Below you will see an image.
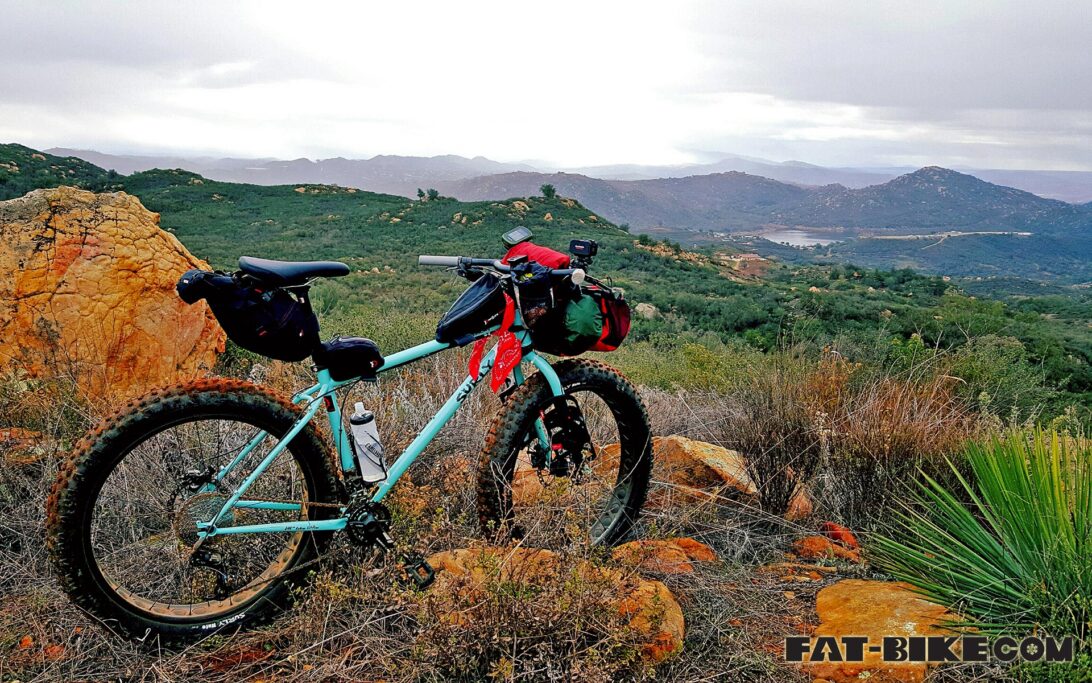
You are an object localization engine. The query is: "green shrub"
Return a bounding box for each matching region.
[872,430,1091,646]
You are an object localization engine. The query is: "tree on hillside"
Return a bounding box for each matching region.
[427,188,440,201]
[417,188,425,200]
[540,183,556,199]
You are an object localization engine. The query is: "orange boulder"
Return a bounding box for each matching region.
[820,521,860,550]
[0,187,224,402]
[804,580,960,682]
[652,436,814,520]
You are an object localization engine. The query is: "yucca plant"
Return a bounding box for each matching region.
[872,430,1091,641]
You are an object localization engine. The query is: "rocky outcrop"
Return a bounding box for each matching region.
[0,187,224,401]
[804,580,960,682]
[426,546,685,664]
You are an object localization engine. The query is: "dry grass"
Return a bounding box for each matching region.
[0,351,1003,681]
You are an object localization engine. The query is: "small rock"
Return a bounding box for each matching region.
[0,427,46,466]
[634,302,659,319]
[612,538,717,574]
[792,536,861,564]
[820,522,860,550]
[653,436,813,519]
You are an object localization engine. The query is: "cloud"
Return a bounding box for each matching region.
[0,0,1088,170]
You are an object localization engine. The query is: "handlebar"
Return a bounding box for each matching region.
[417,255,461,267]
[419,254,587,285]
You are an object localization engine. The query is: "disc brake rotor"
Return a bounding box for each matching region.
[174,492,229,547]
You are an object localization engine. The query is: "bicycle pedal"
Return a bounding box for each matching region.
[398,552,435,590]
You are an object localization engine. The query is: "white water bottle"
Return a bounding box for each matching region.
[349,402,386,483]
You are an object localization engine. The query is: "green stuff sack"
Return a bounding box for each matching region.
[561,293,604,351]
[531,291,604,356]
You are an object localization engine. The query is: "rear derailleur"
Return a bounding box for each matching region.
[189,547,238,600]
[344,495,434,589]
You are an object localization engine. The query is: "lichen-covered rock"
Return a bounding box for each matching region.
[612,537,717,574]
[634,302,659,319]
[804,580,960,682]
[0,187,224,401]
[426,546,685,664]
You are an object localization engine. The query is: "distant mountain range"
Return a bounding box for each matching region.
[438,166,1092,237]
[6,142,1089,283]
[46,148,537,198]
[47,147,1092,204]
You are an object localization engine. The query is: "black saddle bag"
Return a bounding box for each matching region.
[177,269,321,362]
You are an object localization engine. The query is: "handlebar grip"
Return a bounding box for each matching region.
[418,255,461,267]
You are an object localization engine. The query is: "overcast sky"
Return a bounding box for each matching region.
[1,1,1089,170]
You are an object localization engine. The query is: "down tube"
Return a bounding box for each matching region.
[369,346,497,502]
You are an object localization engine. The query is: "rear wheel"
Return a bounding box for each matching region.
[46,379,340,644]
[476,359,653,547]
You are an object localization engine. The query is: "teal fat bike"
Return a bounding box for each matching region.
[46,234,653,642]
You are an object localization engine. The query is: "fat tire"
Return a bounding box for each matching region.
[45,378,340,645]
[476,359,653,546]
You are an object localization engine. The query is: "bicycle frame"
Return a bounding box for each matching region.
[196,309,564,540]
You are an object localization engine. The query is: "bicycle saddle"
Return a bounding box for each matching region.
[238,256,350,287]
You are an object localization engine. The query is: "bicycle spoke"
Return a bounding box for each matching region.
[90,416,312,616]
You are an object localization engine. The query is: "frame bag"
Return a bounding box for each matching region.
[435,272,507,345]
[176,269,321,362]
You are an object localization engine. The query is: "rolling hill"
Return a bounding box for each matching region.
[0,144,120,200]
[443,166,1092,235]
[436,171,814,231]
[776,166,1089,233]
[441,166,1092,282]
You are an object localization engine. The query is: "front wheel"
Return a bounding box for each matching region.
[476,359,653,547]
[45,379,341,644]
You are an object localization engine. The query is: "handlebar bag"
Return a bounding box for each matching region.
[530,284,631,356]
[176,269,320,362]
[435,272,507,345]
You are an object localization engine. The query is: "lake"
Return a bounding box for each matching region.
[762,229,841,247]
